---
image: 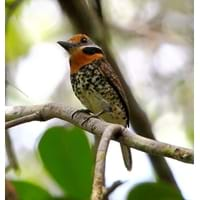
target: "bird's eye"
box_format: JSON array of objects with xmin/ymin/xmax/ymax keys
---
[{"xmin": 80, "ymin": 37, "xmax": 88, "ymax": 43}]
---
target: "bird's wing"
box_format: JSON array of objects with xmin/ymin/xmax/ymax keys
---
[{"xmin": 97, "ymin": 58, "xmax": 130, "ymax": 125}]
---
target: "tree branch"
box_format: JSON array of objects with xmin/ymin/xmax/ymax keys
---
[
  {"xmin": 5, "ymin": 103, "xmax": 194, "ymax": 164},
  {"xmin": 92, "ymin": 125, "xmax": 122, "ymax": 200},
  {"xmin": 6, "ymin": 112, "xmax": 42, "ymax": 129}
]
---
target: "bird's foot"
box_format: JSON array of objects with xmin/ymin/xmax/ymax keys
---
[
  {"xmin": 71, "ymin": 109, "xmax": 92, "ymax": 119},
  {"xmin": 81, "ymin": 110, "xmax": 106, "ymax": 126}
]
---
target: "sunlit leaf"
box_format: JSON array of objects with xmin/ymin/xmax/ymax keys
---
[{"xmin": 38, "ymin": 126, "xmax": 93, "ymax": 200}]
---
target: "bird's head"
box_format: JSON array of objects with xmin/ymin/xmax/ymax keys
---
[
  {"xmin": 57, "ymin": 34, "xmax": 104, "ymax": 74},
  {"xmin": 57, "ymin": 34, "xmax": 103, "ymax": 55}
]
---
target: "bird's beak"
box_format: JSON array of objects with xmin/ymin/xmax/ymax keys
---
[{"xmin": 57, "ymin": 41, "xmax": 74, "ymax": 52}]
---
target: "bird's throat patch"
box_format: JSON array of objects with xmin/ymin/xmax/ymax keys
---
[{"xmin": 70, "ymin": 49, "xmax": 103, "ymax": 74}]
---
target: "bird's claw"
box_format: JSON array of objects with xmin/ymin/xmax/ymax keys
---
[
  {"xmin": 71, "ymin": 109, "xmax": 91, "ymax": 119},
  {"xmin": 81, "ymin": 110, "xmax": 106, "ymax": 126}
]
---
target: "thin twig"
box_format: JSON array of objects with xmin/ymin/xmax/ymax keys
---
[
  {"xmin": 91, "ymin": 125, "xmax": 122, "ymax": 200},
  {"xmin": 103, "ymin": 180, "xmax": 124, "ymax": 200},
  {"xmin": 6, "ymin": 112, "xmax": 42, "ymax": 129},
  {"xmin": 5, "ymin": 130, "xmax": 19, "ymax": 171},
  {"xmin": 5, "ymin": 103, "xmax": 194, "ymax": 164}
]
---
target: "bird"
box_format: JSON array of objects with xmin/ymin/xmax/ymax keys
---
[{"xmin": 57, "ymin": 34, "xmax": 132, "ymax": 171}]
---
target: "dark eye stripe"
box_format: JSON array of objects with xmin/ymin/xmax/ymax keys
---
[{"xmin": 82, "ymin": 47, "xmax": 103, "ymax": 55}]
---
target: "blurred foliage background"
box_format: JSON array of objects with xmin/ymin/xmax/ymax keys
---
[{"xmin": 5, "ymin": 0, "xmax": 193, "ymax": 199}]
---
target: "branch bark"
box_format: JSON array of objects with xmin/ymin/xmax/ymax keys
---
[
  {"xmin": 92, "ymin": 125, "xmax": 122, "ymax": 200},
  {"xmin": 5, "ymin": 103, "xmax": 194, "ymax": 164}
]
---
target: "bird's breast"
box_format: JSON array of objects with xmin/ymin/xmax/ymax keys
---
[{"xmin": 70, "ymin": 62, "xmax": 128, "ymax": 126}]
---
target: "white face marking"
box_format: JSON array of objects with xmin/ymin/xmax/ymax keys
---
[{"xmin": 80, "ymin": 45, "xmax": 102, "ymax": 50}]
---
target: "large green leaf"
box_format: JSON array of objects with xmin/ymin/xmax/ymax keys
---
[
  {"xmin": 127, "ymin": 182, "xmax": 183, "ymax": 200},
  {"xmin": 12, "ymin": 180, "xmax": 53, "ymax": 200},
  {"xmin": 38, "ymin": 126, "xmax": 93, "ymax": 200}
]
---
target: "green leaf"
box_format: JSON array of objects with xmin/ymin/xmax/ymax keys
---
[
  {"xmin": 127, "ymin": 182, "xmax": 183, "ymax": 200},
  {"xmin": 38, "ymin": 126, "xmax": 93, "ymax": 200},
  {"xmin": 12, "ymin": 180, "xmax": 53, "ymax": 200},
  {"xmin": 6, "ymin": 16, "xmax": 31, "ymax": 62}
]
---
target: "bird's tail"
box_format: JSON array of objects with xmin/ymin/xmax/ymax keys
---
[{"xmin": 120, "ymin": 143, "xmax": 132, "ymax": 171}]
